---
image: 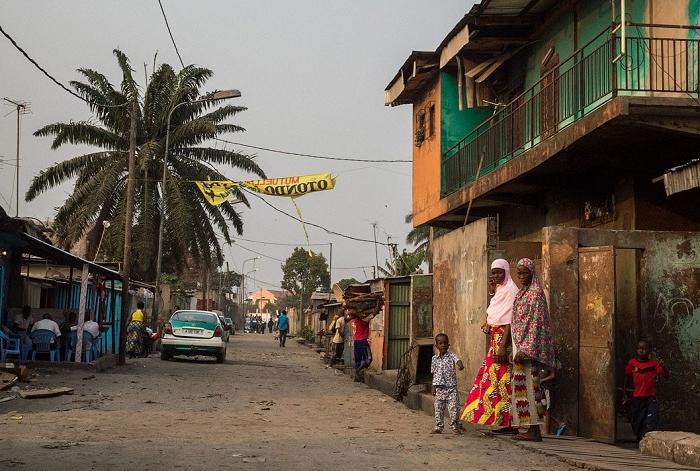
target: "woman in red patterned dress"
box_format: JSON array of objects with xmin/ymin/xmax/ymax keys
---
[{"xmin": 461, "ymin": 259, "xmax": 519, "ymax": 433}]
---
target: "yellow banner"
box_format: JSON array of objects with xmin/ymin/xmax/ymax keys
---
[
  {"xmin": 240, "ymin": 173, "xmax": 336, "ymax": 197},
  {"xmin": 195, "ymin": 181, "xmax": 238, "ymax": 206},
  {"xmin": 195, "ymin": 173, "xmax": 336, "ymax": 206}
]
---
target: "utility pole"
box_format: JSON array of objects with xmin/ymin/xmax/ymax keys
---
[
  {"xmin": 328, "ymin": 242, "xmax": 333, "ymax": 290},
  {"xmin": 119, "ymin": 100, "xmax": 138, "ymax": 366},
  {"xmin": 3, "ymin": 98, "xmax": 29, "ymax": 217},
  {"xmin": 372, "ymin": 222, "xmax": 379, "ymax": 278}
]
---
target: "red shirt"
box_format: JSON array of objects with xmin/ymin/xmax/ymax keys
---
[
  {"xmin": 352, "ymin": 318, "xmax": 370, "ymax": 341},
  {"xmin": 625, "ymin": 358, "xmax": 664, "ymax": 397}
]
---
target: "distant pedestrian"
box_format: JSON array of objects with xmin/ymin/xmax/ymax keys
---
[
  {"xmin": 329, "ymin": 312, "xmax": 346, "ymax": 366},
  {"xmin": 126, "ymin": 302, "xmax": 147, "ymax": 358},
  {"xmin": 277, "ymin": 310, "xmax": 289, "ymax": 347},
  {"xmin": 267, "ymin": 319, "xmax": 274, "ymax": 334},
  {"xmin": 347, "ymin": 300, "xmax": 380, "ymax": 382},
  {"xmin": 623, "ymin": 339, "xmax": 667, "ymax": 441},
  {"xmin": 431, "ymin": 333, "xmax": 464, "ymax": 434}
]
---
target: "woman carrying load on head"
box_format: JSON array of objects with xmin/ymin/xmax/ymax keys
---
[
  {"xmin": 462, "ymin": 259, "xmax": 519, "ymax": 433},
  {"xmin": 510, "ymin": 258, "xmax": 556, "ymax": 442}
]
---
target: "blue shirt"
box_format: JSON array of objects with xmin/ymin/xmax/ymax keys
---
[{"xmin": 277, "ymin": 314, "xmax": 289, "ymax": 331}]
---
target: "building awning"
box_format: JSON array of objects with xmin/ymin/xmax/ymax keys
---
[
  {"xmin": 0, "ymin": 228, "xmax": 154, "ymax": 289},
  {"xmin": 656, "ymin": 159, "xmax": 700, "ymax": 196},
  {"xmin": 384, "ymin": 51, "xmax": 439, "ymax": 106}
]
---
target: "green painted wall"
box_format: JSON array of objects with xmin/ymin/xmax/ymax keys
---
[{"xmin": 440, "ymin": 71, "xmax": 493, "ymax": 155}]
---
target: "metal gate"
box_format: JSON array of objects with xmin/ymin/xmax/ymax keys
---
[
  {"xmin": 578, "ymin": 246, "xmax": 616, "ymax": 443},
  {"xmin": 386, "ymin": 278, "xmax": 410, "ymax": 369}
]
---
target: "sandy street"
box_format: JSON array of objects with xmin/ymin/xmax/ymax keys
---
[{"xmin": 0, "ymin": 334, "xmax": 575, "ymax": 470}]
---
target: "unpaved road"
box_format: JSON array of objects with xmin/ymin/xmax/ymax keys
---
[{"xmin": 0, "ymin": 334, "xmax": 575, "ymax": 470}]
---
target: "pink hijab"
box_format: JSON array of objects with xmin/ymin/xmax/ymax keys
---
[{"xmin": 486, "ymin": 259, "xmax": 519, "ymax": 326}]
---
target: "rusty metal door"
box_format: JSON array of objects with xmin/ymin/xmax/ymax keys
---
[
  {"xmin": 578, "ymin": 246, "xmax": 616, "ymax": 443},
  {"xmin": 387, "ymin": 278, "xmax": 411, "ymax": 370}
]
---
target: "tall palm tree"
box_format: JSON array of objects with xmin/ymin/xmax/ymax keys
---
[{"xmin": 26, "ymin": 50, "xmax": 265, "ymax": 281}]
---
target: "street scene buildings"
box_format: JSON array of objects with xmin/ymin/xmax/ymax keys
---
[{"xmin": 1, "ymin": 1, "xmax": 700, "ymax": 470}]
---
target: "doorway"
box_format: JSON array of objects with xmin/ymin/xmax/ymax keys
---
[{"xmin": 578, "ymin": 246, "xmax": 641, "ymax": 443}]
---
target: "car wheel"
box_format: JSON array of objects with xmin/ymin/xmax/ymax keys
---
[
  {"xmin": 161, "ymin": 351, "xmax": 171, "ymax": 361},
  {"xmin": 216, "ymin": 351, "xmax": 225, "ymax": 363}
]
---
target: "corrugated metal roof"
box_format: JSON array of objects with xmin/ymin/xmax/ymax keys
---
[{"xmin": 663, "ymin": 159, "xmax": 700, "ymax": 196}]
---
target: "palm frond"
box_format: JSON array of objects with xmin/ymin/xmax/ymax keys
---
[{"xmin": 34, "ymin": 122, "xmax": 127, "ymax": 150}]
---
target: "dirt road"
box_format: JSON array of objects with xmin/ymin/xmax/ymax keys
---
[{"xmin": 0, "ymin": 334, "xmax": 575, "ymax": 470}]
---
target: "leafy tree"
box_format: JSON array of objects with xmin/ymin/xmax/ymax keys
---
[
  {"xmin": 337, "ymin": 278, "xmax": 360, "ymax": 290},
  {"xmin": 280, "ymin": 247, "xmax": 330, "ymax": 307},
  {"xmin": 378, "ymin": 248, "xmax": 425, "ymax": 277},
  {"xmin": 27, "ymin": 50, "xmax": 265, "ymax": 281},
  {"xmin": 405, "ymin": 213, "xmax": 448, "ymax": 253}
]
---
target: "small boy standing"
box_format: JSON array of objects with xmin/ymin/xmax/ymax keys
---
[
  {"xmin": 431, "ymin": 333, "xmax": 464, "ymax": 434},
  {"xmin": 623, "ymin": 339, "xmax": 668, "ymax": 441}
]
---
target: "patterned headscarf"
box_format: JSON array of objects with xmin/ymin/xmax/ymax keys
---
[{"xmin": 511, "ymin": 258, "xmax": 556, "ymax": 367}]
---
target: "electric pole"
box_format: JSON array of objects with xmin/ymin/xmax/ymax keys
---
[
  {"xmin": 372, "ymin": 222, "xmax": 379, "ymax": 278},
  {"xmin": 119, "ymin": 100, "xmax": 138, "ymax": 366},
  {"xmin": 3, "ymin": 98, "xmax": 29, "ymax": 217}
]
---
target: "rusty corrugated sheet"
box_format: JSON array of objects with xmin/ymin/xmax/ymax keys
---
[{"xmin": 663, "ymin": 159, "xmax": 700, "ymax": 196}]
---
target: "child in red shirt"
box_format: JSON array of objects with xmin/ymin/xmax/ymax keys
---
[{"xmin": 623, "ymin": 339, "xmax": 668, "ymax": 441}]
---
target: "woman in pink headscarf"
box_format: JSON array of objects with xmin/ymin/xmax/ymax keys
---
[{"xmin": 461, "ymin": 259, "xmax": 519, "ymax": 432}]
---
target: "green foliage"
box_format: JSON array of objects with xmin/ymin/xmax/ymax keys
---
[
  {"xmin": 28, "ymin": 50, "xmax": 265, "ymax": 281},
  {"xmin": 337, "ymin": 278, "xmax": 360, "ymax": 290},
  {"xmin": 298, "ymin": 325, "xmax": 316, "ymax": 342},
  {"xmin": 280, "ymin": 248, "xmax": 330, "ymax": 307},
  {"xmin": 379, "ymin": 248, "xmax": 426, "ymax": 277}
]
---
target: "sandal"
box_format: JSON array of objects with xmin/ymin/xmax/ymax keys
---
[
  {"xmin": 451, "ymin": 427, "xmax": 462, "ymax": 435},
  {"xmin": 512, "ymin": 433, "xmax": 542, "ymax": 442},
  {"xmin": 431, "ymin": 429, "xmax": 443, "ymax": 434}
]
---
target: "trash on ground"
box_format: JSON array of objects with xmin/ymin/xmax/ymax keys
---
[
  {"xmin": 18, "ymin": 387, "xmax": 74, "ymax": 399},
  {"xmin": 0, "ymin": 372, "xmax": 18, "ymax": 391}
]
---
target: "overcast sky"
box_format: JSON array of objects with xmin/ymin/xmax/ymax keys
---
[{"xmin": 0, "ymin": 1, "xmax": 472, "ymax": 294}]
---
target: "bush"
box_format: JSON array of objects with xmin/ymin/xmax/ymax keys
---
[{"xmin": 299, "ymin": 326, "xmax": 315, "ymax": 342}]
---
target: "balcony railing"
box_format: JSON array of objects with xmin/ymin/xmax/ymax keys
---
[{"xmin": 441, "ymin": 31, "xmax": 700, "ymax": 197}]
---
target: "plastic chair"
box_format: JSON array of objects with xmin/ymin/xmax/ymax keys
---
[
  {"xmin": 0, "ymin": 330, "xmax": 22, "ymax": 361},
  {"xmin": 29, "ymin": 329, "xmax": 59, "ymax": 362},
  {"xmin": 66, "ymin": 330, "xmax": 97, "ymax": 362}
]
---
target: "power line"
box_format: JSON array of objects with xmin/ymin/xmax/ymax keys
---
[
  {"xmin": 0, "ymin": 24, "xmax": 128, "ymax": 109},
  {"xmin": 232, "ymin": 238, "xmax": 372, "ymax": 270},
  {"xmin": 156, "ymin": 0, "xmax": 185, "ymax": 68},
  {"xmin": 235, "ymin": 237, "xmax": 330, "ymax": 247},
  {"xmin": 238, "ymin": 187, "xmax": 390, "ymax": 246},
  {"xmin": 214, "ymin": 138, "xmax": 411, "ymax": 163}
]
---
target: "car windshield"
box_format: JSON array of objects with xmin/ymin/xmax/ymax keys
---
[{"xmin": 171, "ymin": 311, "xmax": 217, "ymax": 324}]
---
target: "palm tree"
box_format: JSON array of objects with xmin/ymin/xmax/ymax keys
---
[
  {"xmin": 378, "ymin": 248, "xmax": 425, "ymax": 277},
  {"xmin": 26, "ymin": 50, "xmax": 265, "ymax": 281}
]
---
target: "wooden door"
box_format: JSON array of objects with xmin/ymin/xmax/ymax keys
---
[{"xmin": 578, "ymin": 246, "xmax": 616, "ymax": 443}]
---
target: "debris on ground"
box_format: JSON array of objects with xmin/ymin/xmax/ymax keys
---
[
  {"xmin": 41, "ymin": 442, "xmax": 81, "ymax": 450},
  {"xmin": 0, "ymin": 372, "xmax": 18, "ymax": 391},
  {"xmin": 0, "ymin": 364, "xmax": 30, "ymax": 382},
  {"xmin": 18, "ymin": 387, "xmax": 74, "ymax": 399}
]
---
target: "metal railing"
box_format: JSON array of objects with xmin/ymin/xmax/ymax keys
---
[{"xmin": 441, "ymin": 31, "xmax": 700, "ymax": 196}]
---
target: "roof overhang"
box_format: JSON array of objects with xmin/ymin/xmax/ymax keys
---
[{"xmin": 384, "ymin": 51, "xmax": 439, "ymax": 106}]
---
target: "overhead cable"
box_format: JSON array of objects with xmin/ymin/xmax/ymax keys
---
[
  {"xmin": 214, "ymin": 138, "xmax": 411, "ymax": 164},
  {"xmin": 156, "ymin": 0, "xmax": 185, "ymax": 68},
  {"xmin": 238, "ymin": 187, "xmax": 390, "ymax": 246},
  {"xmin": 0, "ymin": 24, "xmax": 127, "ymax": 109}
]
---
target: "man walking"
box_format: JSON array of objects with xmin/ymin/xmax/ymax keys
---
[{"xmin": 277, "ymin": 310, "xmax": 289, "ymax": 347}]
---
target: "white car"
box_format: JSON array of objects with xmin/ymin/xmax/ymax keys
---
[{"xmin": 160, "ymin": 310, "xmax": 227, "ymax": 363}]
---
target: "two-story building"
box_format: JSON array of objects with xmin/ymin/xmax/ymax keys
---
[{"xmin": 386, "ymin": 0, "xmax": 700, "ymax": 440}]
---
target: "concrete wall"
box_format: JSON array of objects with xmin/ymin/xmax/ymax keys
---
[
  {"xmin": 432, "ymin": 218, "xmax": 491, "ymax": 393},
  {"xmin": 412, "ymin": 77, "xmax": 442, "ymax": 227}
]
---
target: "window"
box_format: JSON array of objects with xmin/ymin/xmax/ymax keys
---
[
  {"xmin": 427, "ymin": 104, "xmax": 435, "ymax": 138},
  {"xmin": 415, "ymin": 110, "xmax": 426, "ymax": 147}
]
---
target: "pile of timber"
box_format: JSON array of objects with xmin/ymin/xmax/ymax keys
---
[{"xmin": 343, "ymin": 292, "xmax": 384, "ymax": 315}]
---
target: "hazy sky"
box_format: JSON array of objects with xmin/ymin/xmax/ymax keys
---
[{"xmin": 0, "ymin": 1, "xmax": 472, "ymax": 293}]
